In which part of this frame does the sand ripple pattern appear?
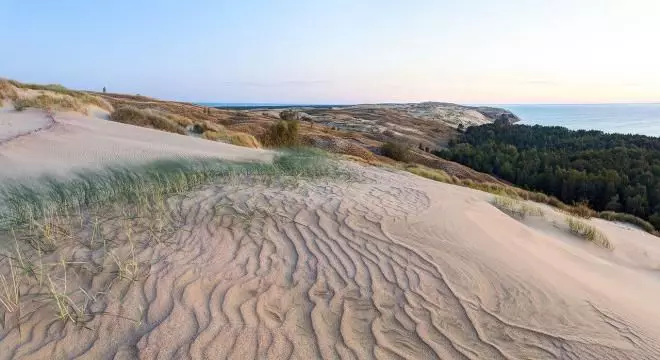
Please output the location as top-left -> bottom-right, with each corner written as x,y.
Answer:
2,169 -> 659,359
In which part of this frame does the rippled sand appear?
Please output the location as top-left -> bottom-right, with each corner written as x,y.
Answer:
2,109 -> 660,359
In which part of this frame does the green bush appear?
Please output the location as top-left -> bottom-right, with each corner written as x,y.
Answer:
381,142 -> 410,162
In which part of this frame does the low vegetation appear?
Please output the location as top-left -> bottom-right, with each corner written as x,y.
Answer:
13,94 -> 87,114
0,150 -> 342,326
566,217 -> 613,250
381,142 -> 411,162
599,211 -> 657,233
202,130 -> 261,148
110,106 -> 185,134
493,196 -> 544,219
261,120 -> 300,148
7,80 -> 111,111
0,79 -> 18,100
0,149 -> 339,228
405,164 -> 452,183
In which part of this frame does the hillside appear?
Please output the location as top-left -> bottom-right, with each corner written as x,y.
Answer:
1,79 -> 660,359
441,122 -> 660,232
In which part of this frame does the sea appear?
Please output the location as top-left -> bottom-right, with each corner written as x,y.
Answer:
498,104 -> 660,137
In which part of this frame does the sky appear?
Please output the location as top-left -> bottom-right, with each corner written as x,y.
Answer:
1,0 -> 659,104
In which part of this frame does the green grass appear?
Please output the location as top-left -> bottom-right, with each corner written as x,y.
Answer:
566,217 -> 613,250
0,149 -> 342,326
0,149 -> 341,229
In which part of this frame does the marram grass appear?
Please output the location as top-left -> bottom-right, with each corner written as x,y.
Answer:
0,149 -> 342,229
566,217 -> 613,250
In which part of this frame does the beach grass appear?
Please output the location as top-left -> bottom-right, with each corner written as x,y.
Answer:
0,149 -> 340,229
566,217 -> 613,249
492,196 -> 544,219
0,148 -> 342,327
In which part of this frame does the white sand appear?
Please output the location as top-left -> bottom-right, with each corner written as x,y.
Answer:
1,108 -> 660,359
0,106 -> 273,180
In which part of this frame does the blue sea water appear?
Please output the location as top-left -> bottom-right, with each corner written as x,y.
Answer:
499,104 -> 660,137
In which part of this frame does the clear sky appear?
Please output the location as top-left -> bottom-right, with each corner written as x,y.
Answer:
1,0 -> 659,104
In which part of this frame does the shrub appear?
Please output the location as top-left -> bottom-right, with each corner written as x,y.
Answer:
381,142 -> 410,162
13,98 -> 29,111
279,110 -> 298,121
261,120 -> 300,148
566,217 -> 613,249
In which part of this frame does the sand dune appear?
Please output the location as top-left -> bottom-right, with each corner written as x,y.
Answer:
1,109 -> 660,359
0,106 -> 272,180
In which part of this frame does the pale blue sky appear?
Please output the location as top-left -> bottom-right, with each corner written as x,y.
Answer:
1,0 -> 659,104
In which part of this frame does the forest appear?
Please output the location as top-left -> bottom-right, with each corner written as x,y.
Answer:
438,122 -> 660,230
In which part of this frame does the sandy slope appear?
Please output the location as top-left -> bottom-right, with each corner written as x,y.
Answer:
0,106 -> 273,180
1,109 -> 660,359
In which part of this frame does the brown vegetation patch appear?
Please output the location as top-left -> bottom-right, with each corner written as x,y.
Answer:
110,106 -> 185,135
13,94 -> 88,114
0,79 -> 18,101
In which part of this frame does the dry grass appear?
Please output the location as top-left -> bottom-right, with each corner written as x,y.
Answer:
566,217 -> 613,249
492,196 -> 544,219
13,94 -> 88,114
202,130 -> 261,148
7,79 -> 112,112
110,106 -> 185,135
599,211 -> 657,234
0,79 -> 18,101
76,93 -> 113,112
405,164 -> 452,183
0,151 -> 340,326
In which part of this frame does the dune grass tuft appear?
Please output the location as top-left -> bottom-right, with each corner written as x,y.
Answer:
566,217 -> 613,249
110,106 -> 185,134
598,211 -> 657,233
7,80 -> 112,112
0,149 -> 340,229
405,165 -> 452,183
202,129 -> 261,148
0,79 -> 18,101
13,94 -> 87,114
492,196 -> 544,219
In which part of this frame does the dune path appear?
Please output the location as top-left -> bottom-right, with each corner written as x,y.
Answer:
1,163 -> 660,359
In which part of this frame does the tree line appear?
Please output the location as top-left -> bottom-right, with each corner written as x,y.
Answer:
437,123 -> 660,230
